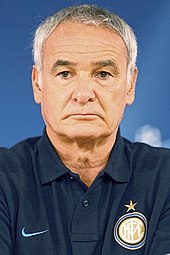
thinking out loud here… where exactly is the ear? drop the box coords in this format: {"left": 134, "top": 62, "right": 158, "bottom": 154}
{"left": 126, "top": 66, "right": 138, "bottom": 105}
{"left": 32, "top": 65, "right": 42, "bottom": 104}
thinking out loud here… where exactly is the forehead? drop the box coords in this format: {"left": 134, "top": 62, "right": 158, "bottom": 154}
{"left": 43, "top": 22, "right": 128, "bottom": 63}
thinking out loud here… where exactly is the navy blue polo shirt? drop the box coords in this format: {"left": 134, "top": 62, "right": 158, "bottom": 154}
{"left": 0, "top": 129, "right": 170, "bottom": 255}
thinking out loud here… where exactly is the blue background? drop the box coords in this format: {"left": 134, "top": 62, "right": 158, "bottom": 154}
{"left": 0, "top": 0, "right": 169, "bottom": 147}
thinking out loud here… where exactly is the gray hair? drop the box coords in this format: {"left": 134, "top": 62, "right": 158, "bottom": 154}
{"left": 33, "top": 5, "right": 137, "bottom": 82}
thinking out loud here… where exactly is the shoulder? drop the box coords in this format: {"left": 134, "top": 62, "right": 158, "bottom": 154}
{"left": 123, "top": 137, "right": 170, "bottom": 177}
{"left": 0, "top": 136, "right": 42, "bottom": 174}
{"left": 124, "top": 138, "right": 170, "bottom": 162}
{"left": 124, "top": 136, "right": 170, "bottom": 157}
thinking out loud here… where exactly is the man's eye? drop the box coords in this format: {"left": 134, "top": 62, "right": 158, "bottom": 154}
{"left": 58, "top": 71, "right": 72, "bottom": 79}
{"left": 97, "top": 71, "right": 111, "bottom": 79}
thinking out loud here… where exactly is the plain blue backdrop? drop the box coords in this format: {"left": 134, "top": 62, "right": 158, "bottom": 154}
{"left": 0, "top": 0, "right": 169, "bottom": 147}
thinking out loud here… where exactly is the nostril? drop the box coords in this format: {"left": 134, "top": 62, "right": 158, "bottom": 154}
{"left": 72, "top": 96, "right": 95, "bottom": 104}
{"left": 71, "top": 88, "right": 96, "bottom": 104}
{"left": 73, "top": 98, "right": 78, "bottom": 102}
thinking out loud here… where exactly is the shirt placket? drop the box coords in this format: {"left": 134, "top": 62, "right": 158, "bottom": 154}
{"left": 70, "top": 176, "right": 102, "bottom": 254}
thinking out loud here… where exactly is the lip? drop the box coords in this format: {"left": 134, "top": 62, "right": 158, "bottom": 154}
{"left": 64, "top": 113, "right": 102, "bottom": 120}
{"left": 68, "top": 114, "right": 99, "bottom": 118}
{"left": 71, "top": 113, "right": 97, "bottom": 116}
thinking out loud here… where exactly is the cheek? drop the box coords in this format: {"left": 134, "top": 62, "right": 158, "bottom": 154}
{"left": 40, "top": 86, "right": 57, "bottom": 119}
{"left": 40, "top": 84, "right": 71, "bottom": 118}
{"left": 106, "top": 85, "right": 127, "bottom": 107}
{"left": 103, "top": 88, "right": 127, "bottom": 124}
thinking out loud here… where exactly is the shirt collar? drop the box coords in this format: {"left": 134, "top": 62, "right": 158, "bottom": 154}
{"left": 103, "top": 130, "right": 131, "bottom": 183}
{"left": 37, "top": 128, "right": 131, "bottom": 185}
{"left": 37, "top": 129, "right": 69, "bottom": 184}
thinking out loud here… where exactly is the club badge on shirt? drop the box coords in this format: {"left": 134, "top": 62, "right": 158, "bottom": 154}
{"left": 114, "top": 200, "right": 147, "bottom": 250}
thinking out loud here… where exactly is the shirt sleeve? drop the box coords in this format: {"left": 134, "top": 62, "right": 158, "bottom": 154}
{"left": 0, "top": 173, "right": 13, "bottom": 254}
{"left": 148, "top": 188, "right": 170, "bottom": 255}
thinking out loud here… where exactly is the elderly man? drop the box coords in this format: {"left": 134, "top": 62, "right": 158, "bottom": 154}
{"left": 0, "top": 4, "right": 170, "bottom": 255}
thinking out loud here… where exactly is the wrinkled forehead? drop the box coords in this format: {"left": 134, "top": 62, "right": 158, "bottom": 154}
{"left": 42, "top": 22, "right": 128, "bottom": 60}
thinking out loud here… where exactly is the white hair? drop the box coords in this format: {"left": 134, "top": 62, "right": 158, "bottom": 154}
{"left": 33, "top": 5, "right": 137, "bottom": 83}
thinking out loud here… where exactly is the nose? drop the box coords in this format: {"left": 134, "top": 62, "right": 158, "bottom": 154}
{"left": 71, "top": 77, "right": 96, "bottom": 105}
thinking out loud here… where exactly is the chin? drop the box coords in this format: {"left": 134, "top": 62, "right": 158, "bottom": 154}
{"left": 67, "top": 130, "right": 98, "bottom": 139}
{"left": 61, "top": 126, "right": 109, "bottom": 142}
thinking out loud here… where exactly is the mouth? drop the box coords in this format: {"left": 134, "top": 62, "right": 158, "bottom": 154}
{"left": 65, "top": 113, "right": 101, "bottom": 120}
{"left": 70, "top": 113, "right": 98, "bottom": 118}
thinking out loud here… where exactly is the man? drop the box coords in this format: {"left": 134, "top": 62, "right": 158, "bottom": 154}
{"left": 0, "top": 4, "right": 170, "bottom": 255}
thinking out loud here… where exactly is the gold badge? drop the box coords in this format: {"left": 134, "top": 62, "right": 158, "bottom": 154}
{"left": 114, "top": 212, "right": 147, "bottom": 250}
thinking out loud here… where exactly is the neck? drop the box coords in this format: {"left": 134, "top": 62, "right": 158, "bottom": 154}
{"left": 47, "top": 129, "right": 118, "bottom": 187}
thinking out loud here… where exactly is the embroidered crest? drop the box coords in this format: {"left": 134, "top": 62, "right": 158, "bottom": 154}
{"left": 114, "top": 212, "right": 147, "bottom": 250}
{"left": 124, "top": 200, "right": 137, "bottom": 212}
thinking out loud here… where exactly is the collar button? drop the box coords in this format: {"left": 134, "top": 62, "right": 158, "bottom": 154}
{"left": 82, "top": 199, "right": 89, "bottom": 207}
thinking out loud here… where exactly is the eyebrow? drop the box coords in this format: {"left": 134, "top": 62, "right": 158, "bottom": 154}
{"left": 51, "top": 59, "right": 76, "bottom": 73}
{"left": 93, "top": 59, "right": 119, "bottom": 75}
{"left": 51, "top": 59, "right": 118, "bottom": 73}
{"left": 93, "top": 59, "right": 119, "bottom": 74}
{"left": 92, "top": 59, "right": 118, "bottom": 68}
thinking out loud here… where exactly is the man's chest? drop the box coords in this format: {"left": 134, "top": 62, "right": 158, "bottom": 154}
{"left": 13, "top": 174, "right": 155, "bottom": 255}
